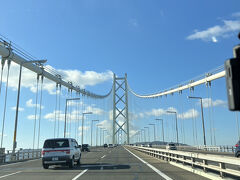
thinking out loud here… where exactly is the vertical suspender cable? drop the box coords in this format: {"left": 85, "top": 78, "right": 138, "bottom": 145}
{"left": 209, "top": 82, "right": 216, "bottom": 145}
{"left": 54, "top": 84, "right": 58, "bottom": 138}
{"left": 236, "top": 112, "right": 240, "bottom": 140}
{"left": 206, "top": 81, "right": 213, "bottom": 145}
{"left": 33, "top": 74, "right": 40, "bottom": 150}
{"left": 190, "top": 88, "right": 196, "bottom": 145}
{"left": 69, "top": 90, "right": 72, "bottom": 137}
{"left": 37, "top": 75, "right": 44, "bottom": 149}
{"left": 0, "top": 58, "right": 6, "bottom": 97}
{"left": 57, "top": 84, "right": 61, "bottom": 138}
{"left": 0, "top": 59, "right": 11, "bottom": 148}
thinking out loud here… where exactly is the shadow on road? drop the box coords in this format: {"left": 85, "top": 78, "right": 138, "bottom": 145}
{"left": 51, "top": 163, "right": 130, "bottom": 170}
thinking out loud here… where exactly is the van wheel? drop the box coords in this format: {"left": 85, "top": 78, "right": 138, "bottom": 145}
{"left": 69, "top": 158, "right": 74, "bottom": 168}
{"left": 43, "top": 164, "right": 49, "bottom": 169}
{"left": 77, "top": 157, "right": 81, "bottom": 166}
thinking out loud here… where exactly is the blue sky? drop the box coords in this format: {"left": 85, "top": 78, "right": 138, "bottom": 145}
{"left": 0, "top": 0, "right": 240, "bottom": 150}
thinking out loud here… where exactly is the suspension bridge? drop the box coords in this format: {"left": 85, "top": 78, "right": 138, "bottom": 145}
{"left": 0, "top": 36, "right": 239, "bottom": 180}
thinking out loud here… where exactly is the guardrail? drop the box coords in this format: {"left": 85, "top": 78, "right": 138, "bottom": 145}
{"left": 0, "top": 150, "right": 42, "bottom": 164}
{"left": 127, "top": 146, "right": 240, "bottom": 179}
{"left": 196, "top": 146, "right": 236, "bottom": 153}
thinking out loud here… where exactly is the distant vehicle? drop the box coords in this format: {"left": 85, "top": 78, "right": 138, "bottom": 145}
{"left": 103, "top": 144, "right": 108, "bottom": 148}
{"left": 81, "top": 144, "right": 90, "bottom": 152}
{"left": 141, "top": 144, "right": 145, "bottom": 147}
{"left": 108, "top": 144, "right": 114, "bottom": 148}
{"left": 147, "top": 144, "right": 152, "bottom": 148}
{"left": 235, "top": 140, "right": 240, "bottom": 158}
{"left": 42, "top": 138, "right": 81, "bottom": 169}
{"left": 166, "top": 143, "right": 177, "bottom": 150}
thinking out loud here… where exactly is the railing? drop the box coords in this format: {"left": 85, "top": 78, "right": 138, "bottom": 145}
{"left": 151, "top": 144, "right": 235, "bottom": 154}
{"left": 195, "top": 146, "right": 236, "bottom": 153}
{"left": 126, "top": 146, "right": 240, "bottom": 179}
{"left": 0, "top": 149, "right": 42, "bottom": 164}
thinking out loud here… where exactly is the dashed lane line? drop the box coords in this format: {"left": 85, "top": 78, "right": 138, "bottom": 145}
{"left": 0, "top": 171, "right": 22, "bottom": 179}
{"left": 124, "top": 147, "right": 173, "bottom": 180}
{"left": 101, "top": 155, "right": 106, "bottom": 159}
{"left": 72, "top": 169, "right": 88, "bottom": 180}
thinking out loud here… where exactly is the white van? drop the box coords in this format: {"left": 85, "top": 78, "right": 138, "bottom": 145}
{"left": 42, "top": 138, "right": 81, "bottom": 169}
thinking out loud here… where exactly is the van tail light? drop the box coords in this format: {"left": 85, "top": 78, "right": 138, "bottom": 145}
{"left": 42, "top": 151, "right": 46, "bottom": 156}
{"left": 235, "top": 144, "right": 239, "bottom": 148}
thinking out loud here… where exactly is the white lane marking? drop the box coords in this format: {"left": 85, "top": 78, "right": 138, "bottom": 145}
{"left": 101, "top": 155, "right": 106, "bottom": 159}
{"left": 72, "top": 169, "right": 88, "bottom": 180}
{"left": 0, "top": 159, "right": 40, "bottom": 167}
{"left": 80, "top": 164, "right": 113, "bottom": 168}
{"left": 124, "top": 147, "right": 173, "bottom": 180}
{"left": 0, "top": 171, "right": 22, "bottom": 179}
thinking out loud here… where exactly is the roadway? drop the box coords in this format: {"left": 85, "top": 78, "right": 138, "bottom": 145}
{"left": 0, "top": 146, "right": 209, "bottom": 180}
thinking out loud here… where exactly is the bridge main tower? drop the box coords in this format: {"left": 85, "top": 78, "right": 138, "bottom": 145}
{"left": 112, "top": 73, "right": 129, "bottom": 144}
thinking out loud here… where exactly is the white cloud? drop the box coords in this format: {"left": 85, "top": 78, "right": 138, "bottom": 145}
{"left": 0, "top": 133, "right": 7, "bottom": 137}
{"left": 144, "top": 107, "right": 177, "bottom": 118}
{"left": 27, "top": 114, "right": 39, "bottom": 120}
{"left": 26, "top": 99, "right": 44, "bottom": 109}
{"left": 178, "top": 109, "right": 199, "bottom": 119}
{"left": 78, "top": 126, "right": 90, "bottom": 131}
{"left": 1, "top": 62, "right": 113, "bottom": 95}
{"left": 212, "top": 36, "right": 218, "bottom": 43}
{"left": 187, "top": 17, "right": 240, "bottom": 42}
{"left": 54, "top": 66, "right": 113, "bottom": 88}
{"left": 129, "top": 18, "right": 139, "bottom": 27}
{"left": 232, "top": 12, "right": 240, "bottom": 17}
{"left": 11, "top": 106, "right": 24, "bottom": 111}
{"left": 201, "top": 98, "right": 227, "bottom": 108}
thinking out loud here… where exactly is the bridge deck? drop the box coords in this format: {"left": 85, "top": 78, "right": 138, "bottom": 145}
{"left": 0, "top": 146, "right": 208, "bottom": 180}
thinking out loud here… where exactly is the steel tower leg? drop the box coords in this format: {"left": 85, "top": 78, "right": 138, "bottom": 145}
{"left": 112, "top": 73, "right": 129, "bottom": 144}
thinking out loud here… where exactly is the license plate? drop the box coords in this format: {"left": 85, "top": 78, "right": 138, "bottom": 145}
{"left": 52, "top": 157, "right": 58, "bottom": 161}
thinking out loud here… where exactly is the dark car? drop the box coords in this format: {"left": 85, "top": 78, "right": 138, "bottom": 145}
{"left": 235, "top": 140, "right": 240, "bottom": 158}
{"left": 103, "top": 144, "right": 108, "bottom": 148}
{"left": 81, "top": 144, "right": 90, "bottom": 152}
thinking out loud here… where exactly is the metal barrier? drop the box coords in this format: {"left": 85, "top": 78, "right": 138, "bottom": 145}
{"left": 127, "top": 146, "right": 240, "bottom": 179}
{"left": 195, "top": 145, "right": 235, "bottom": 153}
{"left": 0, "top": 150, "right": 42, "bottom": 164}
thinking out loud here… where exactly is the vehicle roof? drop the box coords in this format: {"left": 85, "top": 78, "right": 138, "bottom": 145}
{"left": 44, "top": 138, "right": 76, "bottom": 141}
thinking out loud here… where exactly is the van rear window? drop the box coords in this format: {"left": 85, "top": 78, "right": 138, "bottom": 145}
{"left": 43, "top": 139, "right": 69, "bottom": 148}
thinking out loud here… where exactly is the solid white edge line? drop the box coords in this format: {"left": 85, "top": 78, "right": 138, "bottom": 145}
{"left": 124, "top": 147, "right": 173, "bottom": 180}
{"left": 0, "top": 171, "right": 22, "bottom": 179}
{"left": 72, "top": 169, "right": 88, "bottom": 180}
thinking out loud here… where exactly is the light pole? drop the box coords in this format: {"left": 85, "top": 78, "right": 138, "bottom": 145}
{"left": 103, "top": 129, "right": 107, "bottom": 144}
{"left": 141, "top": 129, "right": 146, "bottom": 142}
{"left": 96, "top": 124, "right": 102, "bottom": 146}
{"left": 149, "top": 123, "right": 156, "bottom": 141}
{"left": 91, "top": 120, "right": 99, "bottom": 146}
{"left": 99, "top": 128, "right": 104, "bottom": 146}
{"left": 167, "top": 111, "right": 179, "bottom": 145}
{"left": 81, "top": 112, "right": 92, "bottom": 146}
{"left": 64, "top": 98, "right": 80, "bottom": 138}
{"left": 144, "top": 127, "right": 150, "bottom": 142}
{"left": 13, "top": 59, "right": 47, "bottom": 153}
{"left": 188, "top": 96, "right": 206, "bottom": 146}
{"left": 156, "top": 119, "right": 164, "bottom": 144}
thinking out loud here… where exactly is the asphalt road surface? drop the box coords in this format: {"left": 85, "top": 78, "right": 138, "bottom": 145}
{"left": 0, "top": 146, "right": 209, "bottom": 180}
